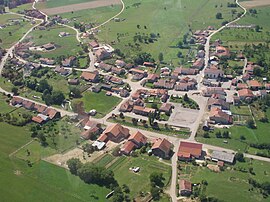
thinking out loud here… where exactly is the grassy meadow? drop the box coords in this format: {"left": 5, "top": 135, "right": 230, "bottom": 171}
{"left": 0, "top": 14, "right": 34, "bottom": 49}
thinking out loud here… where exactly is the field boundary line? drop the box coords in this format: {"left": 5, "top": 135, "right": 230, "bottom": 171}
{"left": 9, "top": 139, "right": 35, "bottom": 157}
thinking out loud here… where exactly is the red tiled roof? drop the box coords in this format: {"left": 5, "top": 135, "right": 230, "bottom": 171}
{"left": 178, "top": 141, "right": 202, "bottom": 158}
{"left": 121, "top": 141, "right": 136, "bottom": 154}
{"left": 152, "top": 138, "right": 172, "bottom": 154}
{"left": 128, "top": 131, "right": 147, "bottom": 145}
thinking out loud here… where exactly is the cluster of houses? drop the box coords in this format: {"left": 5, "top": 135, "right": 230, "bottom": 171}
{"left": 10, "top": 96, "right": 61, "bottom": 124}
{"left": 120, "top": 89, "right": 173, "bottom": 116}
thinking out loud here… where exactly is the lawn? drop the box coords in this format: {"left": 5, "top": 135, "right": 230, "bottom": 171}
{"left": 230, "top": 105, "right": 251, "bottom": 115}
{"left": 0, "top": 119, "right": 110, "bottom": 202}
{"left": 170, "top": 95, "right": 199, "bottom": 110}
{"left": 188, "top": 159, "right": 270, "bottom": 202}
{"left": 105, "top": 154, "right": 172, "bottom": 198}
{"left": 0, "top": 93, "right": 14, "bottom": 113}
{"left": 27, "top": 24, "right": 82, "bottom": 58}
{"left": 0, "top": 14, "right": 34, "bottom": 49}
{"left": 73, "top": 90, "right": 122, "bottom": 118}
{"left": 10, "top": 3, "right": 33, "bottom": 13}
{"left": 96, "top": 0, "right": 242, "bottom": 64}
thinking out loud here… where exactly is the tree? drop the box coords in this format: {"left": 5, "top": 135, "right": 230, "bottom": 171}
{"left": 215, "top": 131, "right": 222, "bottom": 138}
{"left": 255, "top": 25, "right": 260, "bottom": 32}
{"left": 67, "top": 158, "right": 82, "bottom": 175}
{"left": 122, "top": 184, "right": 130, "bottom": 194}
{"left": 131, "top": 118, "right": 138, "bottom": 125}
{"left": 158, "top": 52, "right": 164, "bottom": 62}
{"left": 235, "top": 152, "right": 245, "bottom": 162}
{"left": 150, "top": 172, "right": 165, "bottom": 187}
{"left": 247, "top": 119, "right": 256, "bottom": 129}
{"left": 216, "top": 12, "right": 222, "bottom": 19}
{"left": 51, "top": 91, "right": 65, "bottom": 105}
{"left": 150, "top": 187, "right": 160, "bottom": 201}
{"left": 183, "top": 93, "right": 189, "bottom": 102}
{"left": 112, "top": 187, "right": 124, "bottom": 202}
{"left": 151, "top": 103, "right": 158, "bottom": 109}
{"left": 11, "top": 87, "right": 18, "bottom": 95}
{"left": 177, "top": 41, "right": 183, "bottom": 48}
{"left": 119, "top": 112, "right": 125, "bottom": 119}
{"left": 70, "top": 87, "right": 81, "bottom": 98}
{"left": 222, "top": 131, "right": 230, "bottom": 139}
{"left": 177, "top": 51, "right": 183, "bottom": 58}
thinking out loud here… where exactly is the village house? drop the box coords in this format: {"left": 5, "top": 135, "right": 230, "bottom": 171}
{"left": 97, "top": 123, "right": 130, "bottom": 143}
{"left": 209, "top": 108, "right": 233, "bottom": 125}
{"left": 238, "top": 88, "right": 254, "bottom": 101}
{"left": 119, "top": 100, "right": 134, "bottom": 112}
{"left": 95, "top": 48, "right": 111, "bottom": 61}
{"left": 159, "top": 103, "right": 173, "bottom": 115}
{"left": 121, "top": 131, "right": 147, "bottom": 155}
{"left": 247, "top": 80, "right": 262, "bottom": 90}
{"left": 192, "top": 58, "right": 204, "bottom": 69}
{"left": 143, "top": 62, "right": 155, "bottom": 67}
{"left": 10, "top": 96, "right": 24, "bottom": 106}
{"left": 111, "top": 67, "right": 125, "bottom": 75}
{"left": 178, "top": 141, "right": 203, "bottom": 161}
{"left": 202, "top": 87, "right": 226, "bottom": 97}
{"left": 104, "top": 75, "right": 124, "bottom": 85}
{"left": 43, "top": 108, "right": 61, "bottom": 119}
{"left": 89, "top": 40, "right": 99, "bottom": 49}
{"left": 215, "top": 45, "right": 230, "bottom": 57}
{"left": 22, "top": 100, "right": 35, "bottom": 110}
{"left": 81, "top": 120, "right": 102, "bottom": 140}
{"left": 207, "top": 98, "right": 230, "bottom": 110}
{"left": 54, "top": 66, "right": 70, "bottom": 76}
{"left": 147, "top": 73, "right": 160, "bottom": 83}
{"left": 133, "top": 105, "right": 155, "bottom": 116}
{"left": 59, "top": 32, "right": 69, "bottom": 37}
{"left": 62, "top": 56, "right": 76, "bottom": 67}
{"left": 33, "top": 104, "right": 47, "bottom": 113}
{"left": 154, "top": 79, "right": 175, "bottom": 89}
{"left": 204, "top": 67, "right": 224, "bottom": 79}
{"left": 237, "top": 83, "right": 248, "bottom": 90}
{"left": 42, "top": 43, "right": 55, "bottom": 51}
{"left": 81, "top": 71, "right": 99, "bottom": 83}
{"left": 151, "top": 138, "right": 172, "bottom": 159}
{"left": 115, "top": 60, "right": 126, "bottom": 68}
{"left": 174, "top": 67, "right": 198, "bottom": 76}
{"left": 179, "top": 180, "right": 192, "bottom": 196}
{"left": 99, "top": 62, "right": 113, "bottom": 72}
{"left": 265, "top": 83, "right": 270, "bottom": 90}
{"left": 242, "top": 73, "right": 251, "bottom": 82}
{"left": 40, "top": 58, "right": 55, "bottom": 65}
{"left": 129, "top": 68, "right": 147, "bottom": 80}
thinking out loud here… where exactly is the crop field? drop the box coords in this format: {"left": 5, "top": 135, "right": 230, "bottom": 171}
{"left": 38, "top": 0, "right": 121, "bottom": 15}
{"left": 96, "top": 0, "right": 242, "bottom": 65}
{"left": 37, "top": 0, "right": 104, "bottom": 9}
{"left": 241, "top": 0, "right": 270, "bottom": 8}
{"left": 27, "top": 25, "right": 82, "bottom": 58}
{"left": 0, "top": 14, "right": 34, "bottom": 49}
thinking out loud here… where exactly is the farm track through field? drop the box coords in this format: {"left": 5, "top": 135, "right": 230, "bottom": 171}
{"left": 41, "top": 0, "right": 122, "bottom": 15}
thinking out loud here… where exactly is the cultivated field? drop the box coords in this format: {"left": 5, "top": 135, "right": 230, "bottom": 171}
{"left": 241, "top": 0, "right": 270, "bottom": 8}
{"left": 40, "top": 0, "right": 121, "bottom": 15}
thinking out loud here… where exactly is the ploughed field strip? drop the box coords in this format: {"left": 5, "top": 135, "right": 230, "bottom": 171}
{"left": 241, "top": 0, "right": 270, "bottom": 8}
{"left": 41, "top": 0, "right": 122, "bottom": 15}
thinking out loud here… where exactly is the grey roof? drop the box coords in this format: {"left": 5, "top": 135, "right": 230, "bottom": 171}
{"left": 211, "top": 150, "right": 235, "bottom": 163}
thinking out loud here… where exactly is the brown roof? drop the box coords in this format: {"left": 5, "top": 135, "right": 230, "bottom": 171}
{"left": 152, "top": 138, "right": 172, "bottom": 154}
{"left": 128, "top": 131, "right": 147, "bottom": 145}
{"left": 97, "top": 133, "right": 108, "bottom": 142}
{"left": 159, "top": 103, "right": 173, "bottom": 112}
{"left": 179, "top": 180, "right": 192, "bottom": 191}
{"left": 238, "top": 89, "right": 254, "bottom": 97}
{"left": 248, "top": 80, "right": 262, "bottom": 88}
{"left": 121, "top": 141, "right": 136, "bottom": 154}
{"left": 34, "top": 104, "right": 47, "bottom": 113}
{"left": 81, "top": 71, "right": 98, "bottom": 81}
{"left": 103, "top": 123, "right": 130, "bottom": 138}
{"left": 178, "top": 141, "right": 202, "bottom": 158}
{"left": 44, "top": 108, "right": 59, "bottom": 119}
{"left": 32, "top": 116, "right": 44, "bottom": 124}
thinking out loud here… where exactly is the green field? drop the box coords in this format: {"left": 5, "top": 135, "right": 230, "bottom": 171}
{"left": 230, "top": 105, "right": 251, "bottom": 115}
{"left": 27, "top": 25, "right": 82, "bottom": 58}
{"left": 96, "top": 0, "right": 242, "bottom": 64}
{"left": 0, "top": 14, "right": 34, "bottom": 49}
{"left": 0, "top": 119, "right": 110, "bottom": 201}
{"left": 187, "top": 159, "right": 270, "bottom": 202}
{"left": 10, "top": 3, "right": 33, "bottom": 13}
{"left": 58, "top": 5, "right": 122, "bottom": 28}
{"left": 37, "top": 0, "right": 98, "bottom": 9}
{"left": 212, "top": 6, "right": 270, "bottom": 47}
{"left": 0, "top": 93, "right": 14, "bottom": 113}
{"left": 97, "top": 154, "right": 172, "bottom": 198}
{"left": 73, "top": 90, "right": 121, "bottom": 117}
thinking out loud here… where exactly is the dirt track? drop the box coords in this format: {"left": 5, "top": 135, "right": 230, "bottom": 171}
{"left": 41, "top": 0, "right": 121, "bottom": 15}
{"left": 241, "top": 0, "right": 270, "bottom": 8}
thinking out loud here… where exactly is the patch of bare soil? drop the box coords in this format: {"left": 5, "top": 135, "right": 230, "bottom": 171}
{"left": 241, "top": 0, "right": 270, "bottom": 8}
